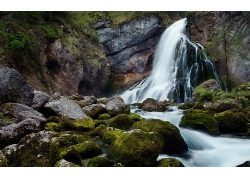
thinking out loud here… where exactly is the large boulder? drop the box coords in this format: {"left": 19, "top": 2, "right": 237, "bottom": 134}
{"left": 87, "top": 156, "right": 114, "bottom": 167}
{"left": 105, "top": 97, "right": 130, "bottom": 117}
{"left": 179, "top": 109, "right": 220, "bottom": 135}
{"left": 131, "top": 118, "right": 188, "bottom": 154}
{"left": 0, "top": 67, "right": 34, "bottom": 106}
{"left": 139, "top": 98, "right": 173, "bottom": 112}
{"left": 157, "top": 158, "right": 185, "bottom": 167}
{"left": 99, "top": 127, "right": 125, "bottom": 144}
{"left": 44, "top": 96, "right": 87, "bottom": 119}
{"left": 107, "top": 129, "right": 164, "bottom": 167}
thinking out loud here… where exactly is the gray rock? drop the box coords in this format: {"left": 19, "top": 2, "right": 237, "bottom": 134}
{"left": 44, "top": 96, "right": 87, "bottom": 119}
{"left": 2, "top": 144, "right": 17, "bottom": 166}
{"left": 82, "top": 104, "right": 106, "bottom": 118}
{"left": 54, "top": 159, "right": 79, "bottom": 167}
{"left": 31, "top": 90, "right": 52, "bottom": 110}
{"left": 105, "top": 97, "right": 130, "bottom": 116}
{"left": 0, "top": 116, "right": 46, "bottom": 146}
{"left": 0, "top": 67, "right": 34, "bottom": 106}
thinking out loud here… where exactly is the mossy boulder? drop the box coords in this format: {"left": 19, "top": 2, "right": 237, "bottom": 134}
{"left": 178, "top": 102, "right": 194, "bottom": 110}
{"left": 205, "top": 100, "right": 239, "bottom": 113}
{"left": 54, "top": 159, "right": 80, "bottom": 167}
{"left": 87, "top": 156, "right": 114, "bottom": 167}
{"left": 1, "top": 144, "right": 17, "bottom": 166}
{"left": 131, "top": 118, "right": 188, "bottom": 154}
{"left": 57, "top": 116, "right": 95, "bottom": 131}
{"left": 192, "top": 79, "right": 221, "bottom": 102}
{"left": 99, "top": 127, "right": 125, "bottom": 144}
{"left": 98, "top": 113, "right": 111, "bottom": 120}
{"left": 109, "top": 113, "right": 144, "bottom": 130}
{"left": 157, "top": 158, "right": 185, "bottom": 167}
{"left": 0, "top": 151, "right": 8, "bottom": 167}
{"left": 107, "top": 129, "right": 164, "bottom": 167}
{"left": 82, "top": 104, "right": 106, "bottom": 119}
{"left": 12, "top": 131, "right": 55, "bottom": 167}
{"left": 49, "top": 133, "right": 89, "bottom": 166}
{"left": 179, "top": 109, "right": 220, "bottom": 135}
{"left": 214, "top": 109, "right": 248, "bottom": 134}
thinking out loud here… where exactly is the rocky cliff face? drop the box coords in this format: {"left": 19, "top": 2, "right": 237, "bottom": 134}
{"left": 96, "top": 15, "right": 165, "bottom": 93}
{"left": 187, "top": 11, "right": 250, "bottom": 89}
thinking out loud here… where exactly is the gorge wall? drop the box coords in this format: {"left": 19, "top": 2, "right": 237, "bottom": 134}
{"left": 187, "top": 11, "right": 250, "bottom": 90}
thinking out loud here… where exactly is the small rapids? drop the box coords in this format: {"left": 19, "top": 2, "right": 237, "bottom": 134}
{"left": 131, "top": 106, "right": 250, "bottom": 167}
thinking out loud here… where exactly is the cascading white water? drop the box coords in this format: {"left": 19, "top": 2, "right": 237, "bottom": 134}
{"left": 121, "top": 18, "right": 222, "bottom": 104}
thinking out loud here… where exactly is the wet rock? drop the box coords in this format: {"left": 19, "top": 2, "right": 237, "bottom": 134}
{"left": 105, "top": 97, "right": 130, "bottom": 117}
{"left": 157, "top": 158, "right": 185, "bottom": 167}
{"left": 107, "top": 129, "right": 164, "bottom": 167}
{"left": 179, "top": 109, "right": 220, "bottom": 135}
{"left": 131, "top": 118, "right": 188, "bottom": 154}
{"left": 31, "top": 90, "right": 52, "bottom": 111}
{"left": 99, "top": 127, "right": 125, "bottom": 144}
{"left": 141, "top": 98, "right": 173, "bottom": 111}
{"left": 0, "top": 67, "right": 34, "bottom": 106}
{"left": 236, "top": 161, "right": 250, "bottom": 167}
{"left": 44, "top": 96, "right": 87, "bottom": 120}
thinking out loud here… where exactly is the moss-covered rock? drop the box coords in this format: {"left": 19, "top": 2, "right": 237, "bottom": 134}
{"left": 157, "top": 158, "right": 185, "bottom": 167}
{"left": 178, "top": 102, "right": 194, "bottom": 110}
{"left": 49, "top": 133, "right": 90, "bottom": 165}
{"left": 98, "top": 113, "right": 111, "bottom": 120}
{"left": 109, "top": 113, "right": 144, "bottom": 130}
{"left": 45, "top": 122, "right": 63, "bottom": 132}
{"left": 57, "top": 116, "right": 95, "bottom": 131}
{"left": 179, "top": 109, "right": 220, "bottom": 135}
{"left": 214, "top": 109, "right": 248, "bottom": 134}
{"left": 54, "top": 159, "right": 80, "bottom": 167}
{"left": 0, "top": 151, "right": 8, "bottom": 167}
{"left": 107, "top": 129, "right": 164, "bottom": 167}
{"left": 131, "top": 118, "right": 188, "bottom": 154}
{"left": 205, "top": 99, "right": 239, "bottom": 113}
{"left": 99, "top": 127, "right": 125, "bottom": 144}
{"left": 105, "top": 97, "right": 130, "bottom": 117}
{"left": 87, "top": 156, "right": 114, "bottom": 167}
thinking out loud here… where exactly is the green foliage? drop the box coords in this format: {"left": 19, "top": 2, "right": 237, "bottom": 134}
{"left": 0, "top": 113, "right": 6, "bottom": 119}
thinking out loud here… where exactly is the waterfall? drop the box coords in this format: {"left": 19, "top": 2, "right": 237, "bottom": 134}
{"left": 121, "top": 18, "right": 221, "bottom": 104}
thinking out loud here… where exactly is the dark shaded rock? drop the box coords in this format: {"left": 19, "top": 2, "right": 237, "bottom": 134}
{"left": 157, "top": 158, "right": 185, "bottom": 167}
{"left": 0, "top": 151, "right": 8, "bottom": 167}
{"left": 82, "top": 104, "right": 106, "bottom": 119}
{"left": 109, "top": 113, "right": 144, "bottom": 130}
{"left": 107, "top": 129, "right": 164, "bottom": 167}
{"left": 44, "top": 96, "right": 87, "bottom": 119}
{"left": 179, "top": 109, "right": 220, "bottom": 135}
{"left": 58, "top": 116, "right": 95, "bottom": 131}
{"left": 214, "top": 109, "right": 248, "bottom": 134}
{"left": 87, "top": 156, "right": 114, "bottom": 167}
{"left": 131, "top": 118, "right": 188, "bottom": 154}
{"left": 105, "top": 97, "right": 130, "bottom": 117}
{"left": 31, "top": 90, "right": 52, "bottom": 111}
{"left": 0, "top": 67, "right": 34, "bottom": 106}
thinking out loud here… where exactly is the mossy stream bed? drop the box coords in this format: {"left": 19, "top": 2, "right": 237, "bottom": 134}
{"left": 130, "top": 106, "right": 250, "bottom": 167}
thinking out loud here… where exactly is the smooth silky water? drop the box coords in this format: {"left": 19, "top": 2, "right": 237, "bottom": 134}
{"left": 120, "top": 18, "right": 250, "bottom": 167}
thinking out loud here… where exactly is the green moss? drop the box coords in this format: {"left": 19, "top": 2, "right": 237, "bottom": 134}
{"left": 87, "top": 156, "right": 114, "bottom": 167}
{"left": 44, "top": 122, "right": 62, "bottom": 132}
{"left": 98, "top": 113, "right": 111, "bottom": 120}
{"left": 199, "top": 90, "right": 215, "bottom": 101}
{"left": 100, "top": 127, "right": 125, "bottom": 144}
{"left": 58, "top": 116, "right": 95, "bottom": 131}
{"left": 180, "top": 109, "right": 220, "bottom": 135}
